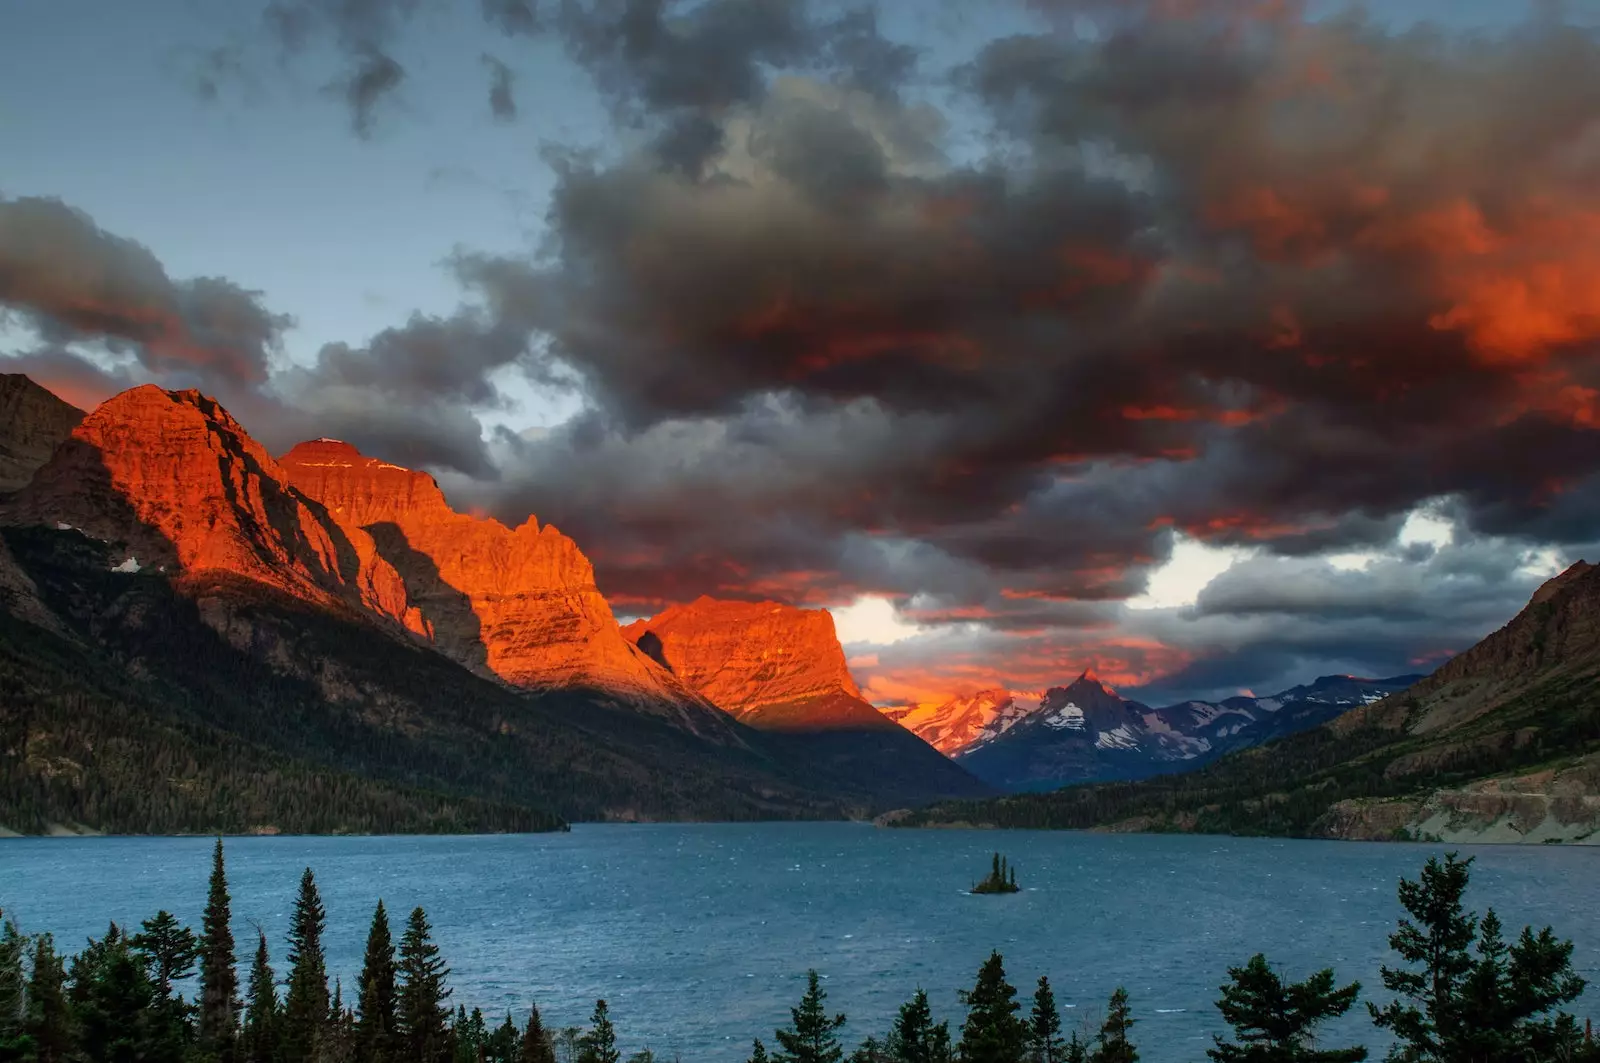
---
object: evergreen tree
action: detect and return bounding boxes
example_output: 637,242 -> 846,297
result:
356,901 -> 399,1063
886,989 -> 953,1063
453,1005 -> 489,1063
1370,852 -> 1589,1062
25,934 -> 72,1063
327,979 -> 358,1063
1087,989 -> 1136,1063
242,930 -> 281,1063
0,913 -> 32,1063
486,1014 -> 521,1063
958,952 -> 1027,1063
575,1000 -> 619,1063
132,909 -> 199,1000
1063,1034 -> 1086,1063
773,971 -> 847,1063
749,1040 -> 771,1063
520,1003 -> 556,1063
199,838 -> 241,1056
68,922 -> 173,1062
282,868 -> 330,1063
850,1037 -> 889,1063
1028,978 -> 1065,1063
1206,954 -> 1365,1063
396,907 -> 452,1063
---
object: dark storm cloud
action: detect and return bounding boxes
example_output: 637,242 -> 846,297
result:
482,53 -> 517,120
481,0 -> 541,37
442,2 -> 1600,645
0,196 -> 291,390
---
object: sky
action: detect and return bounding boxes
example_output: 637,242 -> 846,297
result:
3,0 -> 1600,709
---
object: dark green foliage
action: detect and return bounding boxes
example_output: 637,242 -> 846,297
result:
67,922 -> 182,1062
1063,1034 -> 1087,1063
132,909 -> 198,1000
520,1004 -> 556,1063
1028,977 -> 1065,1063
199,838 -> 240,1055
486,1014 -> 521,1063
397,908 -> 452,1063
749,1040 -> 771,1063
356,900 -> 400,1063
452,1005 -> 489,1063
972,855 -> 1020,895
1088,989 -> 1136,1063
242,931 -> 280,1063
283,868 -> 330,1063
327,980 -> 358,1063
773,971 -> 847,1063
958,952 -> 1027,1063
576,1000 -> 620,1063
887,989 -> 952,1063
0,914 -> 29,1063
1207,954 -> 1366,1062
25,934 -> 72,1063
1370,853 -> 1590,1063
850,1036 -> 889,1063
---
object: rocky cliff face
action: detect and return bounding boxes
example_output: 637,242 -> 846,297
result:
4,387 -> 415,624
880,689 -> 1042,755
0,374 -> 84,493
279,439 -> 724,730
621,596 -> 867,722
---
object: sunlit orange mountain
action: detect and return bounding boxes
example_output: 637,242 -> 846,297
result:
623,596 -> 986,795
279,438 -> 728,733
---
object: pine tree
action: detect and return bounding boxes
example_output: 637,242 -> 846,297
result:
575,1000 -> 619,1063
850,1036 -> 889,1063
1369,852 -> 1588,1062
1206,954 -> 1365,1062
1063,1034 -> 1086,1063
133,909 -> 199,1000
486,1014 -> 521,1063
749,1040 -> 771,1063
453,1005 -> 489,1063
199,837 -> 241,1057
242,930 -> 281,1063
0,913 -> 30,1062
1087,989 -> 1136,1063
1028,977 -> 1065,1063
25,934 -> 72,1063
773,971 -> 847,1063
886,988 -> 952,1063
397,907 -> 452,1063
283,868 -> 330,1063
328,979 -> 358,1063
958,952 -> 1027,1063
69,922 -> 170,1062
520,1003 -> 556,1063
356,901 -> 399,1063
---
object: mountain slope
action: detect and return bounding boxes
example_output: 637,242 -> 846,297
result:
0,524 -> 853,833
0,374 -> 82,494
898,563 -> 1600,842
623,597 -> 992,804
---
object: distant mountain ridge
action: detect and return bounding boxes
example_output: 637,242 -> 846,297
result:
900,562 -> 1600,843
886,668 -> 1420,791
0,374 -> 82,494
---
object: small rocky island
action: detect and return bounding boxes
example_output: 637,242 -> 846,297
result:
971,852 -> 1020,894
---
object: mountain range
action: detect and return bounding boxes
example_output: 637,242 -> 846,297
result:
900,669 -> 1420,792
899,560 -> 1600,843
0,376 -> 986,835
5,372 -> 1596,844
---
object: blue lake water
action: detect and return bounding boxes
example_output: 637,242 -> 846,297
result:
2,825 -> 1598,1061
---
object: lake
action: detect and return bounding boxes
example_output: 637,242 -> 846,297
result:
2,825 -> 1597,1061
